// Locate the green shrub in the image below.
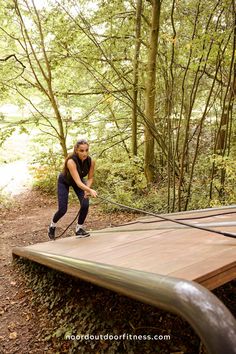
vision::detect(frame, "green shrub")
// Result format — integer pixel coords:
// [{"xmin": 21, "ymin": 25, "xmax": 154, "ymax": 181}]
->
[
  {"xmin": 0, "ymin": 188, "xmax": 12, "ymax": 210},
  {"xmin": 208, "ymin": 154, "xmax": 236, "ymax": 206},
  {"xmin": 93, "ymin": 155, "xmax": 172, "ymax": 214},
  {"xmin": 30, "ymin": 149, "xmax": 63, "ymax": 194}
]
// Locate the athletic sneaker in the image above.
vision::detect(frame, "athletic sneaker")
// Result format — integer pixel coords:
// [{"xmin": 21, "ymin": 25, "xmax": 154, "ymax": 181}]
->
[
  {"xmin": 75, "ymin": 228, "xmax": 90, "ymax": 238},
  {"xmin": 48, "ymin": 226, "xmax": 56, "ymax": 240}
]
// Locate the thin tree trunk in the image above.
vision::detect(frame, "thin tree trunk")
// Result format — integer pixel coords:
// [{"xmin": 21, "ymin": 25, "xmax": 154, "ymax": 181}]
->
[
  {"xmin": 210, "ymin": 2, "xmax": 236, "ymax": 200},
  {"xmin": 144, "ymin": 0, "xmax": 161, "ymax": 183},
  {"xmin": 177, "ymin": 0, "xmax": 222, "ymax": 210},
  {"xmin": 216, "ymin": 27, "xmax": 236, "ymax": 154},
  {"xmin": 132, "ymin": 0, "xmax": 142, "ymax": 156},
  {"xmin": 176, "ymin": 0, "xmax": 201, "ymax": 210},
  {"xmin": 167, "ymin": 0, "xmax": 176, "ymax": 212}
]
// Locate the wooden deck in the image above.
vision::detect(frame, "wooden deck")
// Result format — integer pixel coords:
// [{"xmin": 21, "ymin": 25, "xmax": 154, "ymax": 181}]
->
[{"xmin": 12, "ymin": 206, "xmax": 236, "ymax": 290}]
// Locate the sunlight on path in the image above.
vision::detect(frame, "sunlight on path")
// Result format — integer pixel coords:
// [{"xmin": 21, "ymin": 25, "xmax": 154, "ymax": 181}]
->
[{"xmin": 0, "ymin": 160, "xmax": 33, "ymax": 196}]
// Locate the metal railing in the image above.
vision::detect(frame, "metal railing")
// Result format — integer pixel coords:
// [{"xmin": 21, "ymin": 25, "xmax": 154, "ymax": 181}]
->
[{"xmin": 12, "ymin": 247, "xmax": 236, "ymax": 354}]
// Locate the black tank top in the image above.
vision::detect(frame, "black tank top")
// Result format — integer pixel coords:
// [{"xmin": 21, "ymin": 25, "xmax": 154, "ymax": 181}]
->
[{"xmin": 64, "ymin": 154, "xmax": 91, "ymax": 185}]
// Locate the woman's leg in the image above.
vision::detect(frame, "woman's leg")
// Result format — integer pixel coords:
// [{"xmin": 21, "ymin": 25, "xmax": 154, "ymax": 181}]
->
[
  {"xmin": 72, "ymin": 185, "xmax": 89, "ymax": 225},
  {"xmin": 72, "ymin": 184, "xmax": 90, "ymax": 236},
  {"xmin": 48, "ymin": 175, "xmax": 69, "ymax": 239},
  {"xmin": 52, "ymin": 177, "xmax": 69, "ymax": 223}
]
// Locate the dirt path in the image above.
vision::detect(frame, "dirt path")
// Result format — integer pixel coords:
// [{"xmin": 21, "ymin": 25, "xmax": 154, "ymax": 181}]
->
[
  {"xmin": 0, "ymin": 161, "xmax": 32, "ymax": 196},
  {"xmin": 0, "ymin": 190, "xmax": 137, "ymax": 354}
]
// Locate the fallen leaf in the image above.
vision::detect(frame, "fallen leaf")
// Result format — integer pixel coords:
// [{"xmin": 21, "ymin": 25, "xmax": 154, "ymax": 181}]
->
[
  {"xmin": 8, "ymin": 322, "xmax": 16, "ymax": 330},
  {"xmin": 9, "ymin": 332, "xmax": 17, "ymax": 340}
]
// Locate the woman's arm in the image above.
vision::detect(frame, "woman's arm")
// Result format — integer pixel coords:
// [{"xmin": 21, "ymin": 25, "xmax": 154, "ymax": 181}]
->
[
  {"xmin": 67, "ymin": 159, "xmax": 97, "ymax": 197},
  {"xmin": 86, "ymin": 160, "xmax": 95, "ymax": 188}
]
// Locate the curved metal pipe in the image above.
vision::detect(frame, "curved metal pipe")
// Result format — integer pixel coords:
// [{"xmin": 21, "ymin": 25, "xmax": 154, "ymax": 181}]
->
[{"xmin": 12, "ymin": 247, "xmax": 236, "ymax": 354}]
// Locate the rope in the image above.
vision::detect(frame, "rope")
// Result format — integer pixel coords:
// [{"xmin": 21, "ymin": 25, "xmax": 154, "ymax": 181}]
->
[
  {"xmin": 115, "ymin": 210, "xmax": 236, "ymax": 227},
  {"xmin": 54, "ymin": 195, "xmax": 236, "ymax": 240},
  {"xmin": 55, "ymin": 210, "xmax": 80, "ymax": 239},
  {"xmin": 97, "ymin": 196, "xmax": 236, "ymax": 239}
]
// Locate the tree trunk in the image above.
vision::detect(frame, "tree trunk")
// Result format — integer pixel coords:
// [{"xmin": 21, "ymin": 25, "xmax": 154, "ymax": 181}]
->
[
  {"xmin": 210, "ymin": 1, "xmax": 236, "ymax": 200},
  {"xmin": 144, "ymin": 0, "xmax": 161, "ymax": 183},
  {"xmin": 132, "ymin": 0, "xmax": 142, "ymax": 156}
]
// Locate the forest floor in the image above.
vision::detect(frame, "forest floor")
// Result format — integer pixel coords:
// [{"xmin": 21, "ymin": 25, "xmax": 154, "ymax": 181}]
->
[{"xmin": 0, "ymin": 189, "xmax": 235, "ymax": 354}]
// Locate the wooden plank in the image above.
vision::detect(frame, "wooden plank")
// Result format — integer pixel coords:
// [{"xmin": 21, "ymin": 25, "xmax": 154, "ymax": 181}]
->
[
  {"xmin": 197, "ymin": 265, "xmax": 236, "ymax": 290},
  {"xmin": 12, "ymin": 206, "xmax": 236, "ymax": 290},
  {"xmin": 168, "ymin": 249, "xmax": 236, "ymax": 280}
]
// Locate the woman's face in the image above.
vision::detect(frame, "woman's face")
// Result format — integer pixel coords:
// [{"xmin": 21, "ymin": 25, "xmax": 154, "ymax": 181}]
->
[{"xmin": 76, "ymin": 143, "xmax": 89, "ymax": 161}]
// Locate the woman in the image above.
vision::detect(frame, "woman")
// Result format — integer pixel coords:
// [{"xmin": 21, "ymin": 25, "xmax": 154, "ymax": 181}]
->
[{"xmin": 48, "ymin": 139, "xmax": 97, "ymax": 240}]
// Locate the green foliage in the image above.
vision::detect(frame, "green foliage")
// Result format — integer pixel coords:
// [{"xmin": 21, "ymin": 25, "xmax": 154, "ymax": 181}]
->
[
  {"xmin": 0, "ymin": 187, "xmax": 12, "ymax": 210},
  {"xmin": 93, "ymin": 153, "xmax": 173, "ymax": 213},
  {"xmin": 32, "ymin": 164, "xmax": 58, "ymax": 194},
  {"xmin": 0, "ymin": 0, "xmax": 235, "ymax": 213},
  {"xmin": 14, "ymin": 257, "xmax": 202, "ymax": 354},
  {"xmin": 0, "ymin": 125, "xmax": 16, "ymax": 150},
  {"xmin": 94, "ymin": 155, "xmax": 146, "ymax": 209},
  {"xmin": 0, "ymin": 128, "xmax": 29, "ymax": 163},
  {"xmin": 209, "ymin": 154, "xmax": 236, "ymax": 206},
  {"xmin": 29, "ymin": 138, "xmax": 64, "ymax": 194}
]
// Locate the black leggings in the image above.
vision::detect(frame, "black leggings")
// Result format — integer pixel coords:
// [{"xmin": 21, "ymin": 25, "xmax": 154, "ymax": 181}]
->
[{"xmin": 52, "ymin": 174, "xmax": 89, "ymax": 225}]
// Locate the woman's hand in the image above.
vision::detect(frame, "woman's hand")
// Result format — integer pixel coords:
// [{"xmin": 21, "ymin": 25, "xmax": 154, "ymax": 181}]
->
[{"xmin": 86, "ymin": 189, "xmax": 97, "ymax": 198}]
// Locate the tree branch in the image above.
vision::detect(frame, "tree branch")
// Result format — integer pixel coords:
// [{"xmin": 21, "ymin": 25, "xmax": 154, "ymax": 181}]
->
[{"xmin": 0, "ymin": 54, "xmax": 26, "ymax": 69}]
